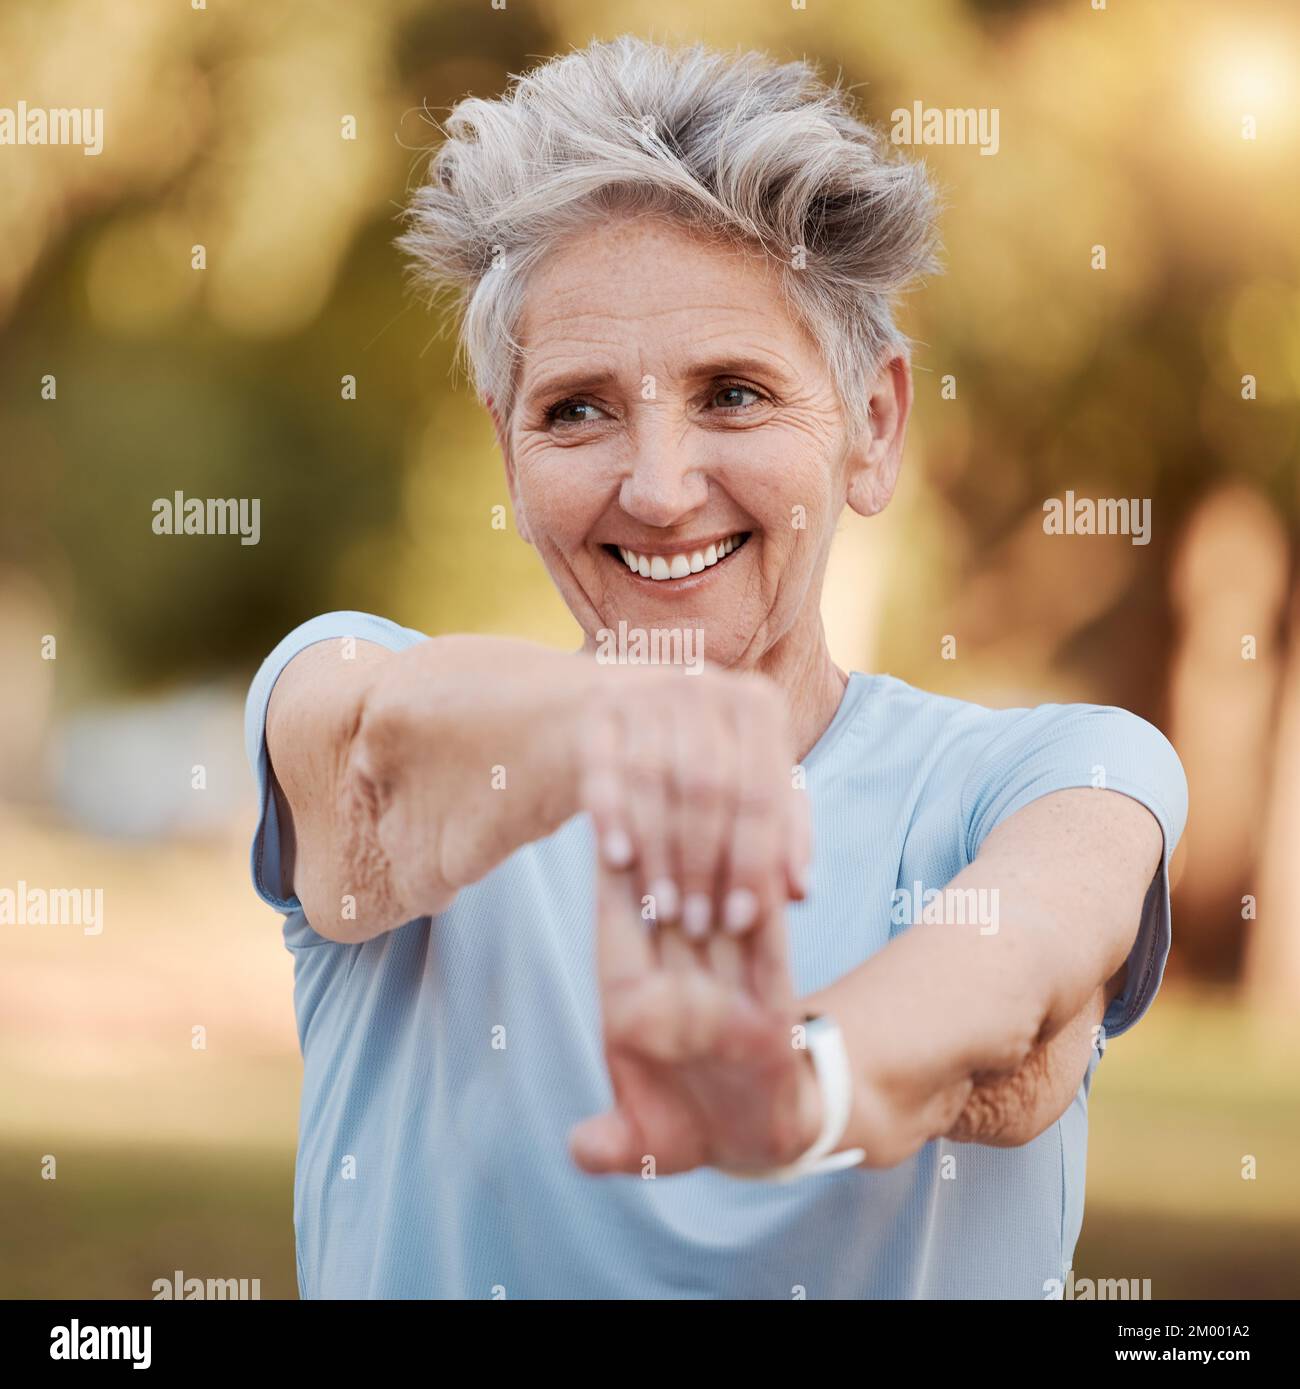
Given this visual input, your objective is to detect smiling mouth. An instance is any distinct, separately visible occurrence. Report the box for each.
[604,532,752,582]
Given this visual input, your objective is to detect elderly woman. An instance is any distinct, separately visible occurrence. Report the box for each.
[245,37,1186,1299]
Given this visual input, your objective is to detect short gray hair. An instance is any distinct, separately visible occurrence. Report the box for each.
[399,36,940,439]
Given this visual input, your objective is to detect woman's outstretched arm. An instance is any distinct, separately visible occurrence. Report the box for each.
[265,634,808,945]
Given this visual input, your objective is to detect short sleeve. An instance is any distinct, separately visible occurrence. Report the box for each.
[244,611,429,913]
[961,704,1189,1040]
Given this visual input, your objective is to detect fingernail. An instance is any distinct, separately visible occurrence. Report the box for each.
[792,860,810,897]
[602,828,633,868]
[682,893,712,939]
[723,888,758,934]
[649,877,680,922]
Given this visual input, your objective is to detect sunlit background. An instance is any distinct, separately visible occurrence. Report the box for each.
[2,0,1298,1299]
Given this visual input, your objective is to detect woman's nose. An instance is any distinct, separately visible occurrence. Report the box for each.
[618,437,710,529]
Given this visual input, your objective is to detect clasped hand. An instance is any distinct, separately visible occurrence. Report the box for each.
[568,668,823,1177]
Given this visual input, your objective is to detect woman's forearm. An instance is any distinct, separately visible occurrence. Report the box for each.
[800,788,1163,1165]
[800,917,1051,1165]
[269,634,602,942]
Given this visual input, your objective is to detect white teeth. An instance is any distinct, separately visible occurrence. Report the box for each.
[616,533,747,581]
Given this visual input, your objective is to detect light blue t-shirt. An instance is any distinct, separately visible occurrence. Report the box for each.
[245,611,1188,1300]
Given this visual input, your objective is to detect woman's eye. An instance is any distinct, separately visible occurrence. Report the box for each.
[711,384,761,410]
[548,400,607,425]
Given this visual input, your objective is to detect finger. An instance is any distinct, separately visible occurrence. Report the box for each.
[667,969,743,1058]
[721,688,798,1010]
[699,773,747,991]
[623,703,697,976]
[744,892,797,1014]
[666,693,746,986]
[622,702,679,931]
[784,776,813,902]
[604,969,733,1063]
[668,686,730,944]
[580,698,635,873]
[704,926,747,992]
[722,688,784,943]
[595,844,656,988]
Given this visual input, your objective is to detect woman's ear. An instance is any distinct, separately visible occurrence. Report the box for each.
[487,394,533,545]
[845,353,913,518]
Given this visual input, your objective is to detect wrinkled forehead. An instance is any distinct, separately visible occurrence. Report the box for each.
[512,213,817,393]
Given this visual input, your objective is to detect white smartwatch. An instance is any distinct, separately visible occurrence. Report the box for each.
[720,1013,866,1184]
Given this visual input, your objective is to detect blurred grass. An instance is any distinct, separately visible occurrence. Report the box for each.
[0,1142,297,1299]
[1078,988,1300,1297]
[2,986,1295,1298]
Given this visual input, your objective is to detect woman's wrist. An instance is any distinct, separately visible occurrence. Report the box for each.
[718,1015,866,1181]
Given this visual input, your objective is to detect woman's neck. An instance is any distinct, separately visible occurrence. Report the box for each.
[755,626,851,763]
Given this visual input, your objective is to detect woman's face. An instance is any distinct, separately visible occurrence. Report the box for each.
[500,214,906,672]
